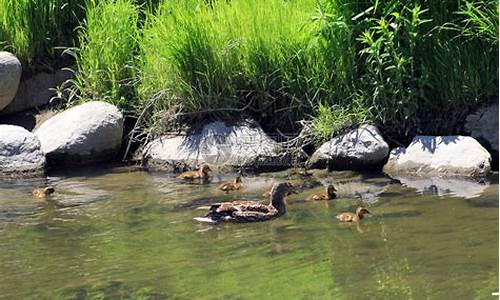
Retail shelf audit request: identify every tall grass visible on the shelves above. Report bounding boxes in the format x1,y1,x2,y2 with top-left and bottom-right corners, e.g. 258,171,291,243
0,0,497,145
139,0,324,129
0,0,84,63
72,0,140,111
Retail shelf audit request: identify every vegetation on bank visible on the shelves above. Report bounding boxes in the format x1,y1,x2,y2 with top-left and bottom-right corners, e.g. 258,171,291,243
0,0,498,145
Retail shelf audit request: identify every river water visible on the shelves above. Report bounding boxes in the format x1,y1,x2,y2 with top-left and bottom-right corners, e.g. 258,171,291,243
0,167,497,299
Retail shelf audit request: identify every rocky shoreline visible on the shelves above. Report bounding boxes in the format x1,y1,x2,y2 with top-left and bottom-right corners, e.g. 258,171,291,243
0,51,498,183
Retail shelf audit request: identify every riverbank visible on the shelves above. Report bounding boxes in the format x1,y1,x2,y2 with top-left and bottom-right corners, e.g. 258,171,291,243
0,0,498,144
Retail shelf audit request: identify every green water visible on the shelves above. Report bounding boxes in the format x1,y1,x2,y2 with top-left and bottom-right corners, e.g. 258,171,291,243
0,167,498,300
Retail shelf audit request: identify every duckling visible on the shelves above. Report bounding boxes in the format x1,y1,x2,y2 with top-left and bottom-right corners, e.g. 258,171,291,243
195,182,296,224
336,207,372,222
218,175,242,193
32,186,55,199
178,164,212,180
307,184,337,201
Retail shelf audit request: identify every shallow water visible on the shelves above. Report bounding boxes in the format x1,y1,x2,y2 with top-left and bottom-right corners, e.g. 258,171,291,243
0,167,498,300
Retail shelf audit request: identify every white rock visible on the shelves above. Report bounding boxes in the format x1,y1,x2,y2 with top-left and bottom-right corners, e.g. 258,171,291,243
0,52,22,111
0,125,45,176
34,101,123,165
383,135,491,177
307,124,389,170
143,120,291,171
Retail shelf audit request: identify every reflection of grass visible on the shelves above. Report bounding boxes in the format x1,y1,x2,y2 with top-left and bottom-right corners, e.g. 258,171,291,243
474,271,499,300
375,258,415,299
0,173,497,299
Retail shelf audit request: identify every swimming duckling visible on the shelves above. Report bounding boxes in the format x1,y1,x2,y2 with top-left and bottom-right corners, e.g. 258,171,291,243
195,182,296,224
218,175,242,193
308,184,337,201
32,186,55,199
336,207,372,222
178,164,212,180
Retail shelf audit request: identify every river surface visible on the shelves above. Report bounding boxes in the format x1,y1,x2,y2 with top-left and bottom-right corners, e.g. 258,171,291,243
0,166,498,299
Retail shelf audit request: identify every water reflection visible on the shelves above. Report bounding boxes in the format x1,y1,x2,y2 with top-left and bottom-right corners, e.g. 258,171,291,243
391,175,492,199
0,168,497,299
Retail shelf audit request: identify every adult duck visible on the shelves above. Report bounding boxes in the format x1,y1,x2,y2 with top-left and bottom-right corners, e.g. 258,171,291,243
336,207,372,222
218,175,242,193
32,186,55,198
262,182,296,198
307,184,337,201
195,182,295,224
178,164,212,180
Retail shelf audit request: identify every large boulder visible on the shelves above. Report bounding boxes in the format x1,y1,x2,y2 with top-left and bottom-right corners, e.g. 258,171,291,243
307,124,389,170
383,135,491,177
0,125,46,177
34,101,123,166
465,102,498,163
0,52,22,112
143,120,292,172
0,68,73,115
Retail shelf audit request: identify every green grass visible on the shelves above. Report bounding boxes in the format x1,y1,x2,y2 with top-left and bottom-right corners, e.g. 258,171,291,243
71,0,140,112
0,0,84,64
0,0,498,145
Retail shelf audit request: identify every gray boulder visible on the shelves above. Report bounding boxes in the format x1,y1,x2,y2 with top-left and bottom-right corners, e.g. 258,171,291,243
465,102,498,159
143,121,292,172
0,52,22,112
0,68,73,115
383,135,491,177
34,101,123,166
0,125,46,177
307,124,389,170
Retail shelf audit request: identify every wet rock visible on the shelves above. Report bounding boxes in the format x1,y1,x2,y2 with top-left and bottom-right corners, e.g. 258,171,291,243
34,101,123,166
465,101,498,164
0,125,46,177
0,68,73,115
391,175,490,199
307,125,389,170
143,120,292,172
0,52,22,111
383,136,491,177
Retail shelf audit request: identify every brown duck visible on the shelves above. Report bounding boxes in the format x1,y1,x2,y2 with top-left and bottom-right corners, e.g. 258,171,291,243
178,164,212,180
32,186,55,198
262,182,296,198
308,184,337,201
219,175,242,193
195,182,295,224
336,207,372,222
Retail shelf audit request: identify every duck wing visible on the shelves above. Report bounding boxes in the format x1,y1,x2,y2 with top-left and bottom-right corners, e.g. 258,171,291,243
232,207,278,223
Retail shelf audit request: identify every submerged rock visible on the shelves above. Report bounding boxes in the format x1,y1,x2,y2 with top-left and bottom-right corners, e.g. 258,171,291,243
0,125,46,177
465,102,498,164
383,135,491,177
0,52,22,112
143,120,292,172
0,68,73,115
307,125,389,170
34,101,123,166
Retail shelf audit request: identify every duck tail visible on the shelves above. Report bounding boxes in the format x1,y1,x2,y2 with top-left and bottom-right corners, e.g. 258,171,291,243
193,217,219,224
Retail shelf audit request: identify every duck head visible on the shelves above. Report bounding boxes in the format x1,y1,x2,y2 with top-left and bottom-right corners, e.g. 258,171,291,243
200,165,212,175
356,207,372,219
270,182,296,212
326,184,337,198
43,187,55,195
